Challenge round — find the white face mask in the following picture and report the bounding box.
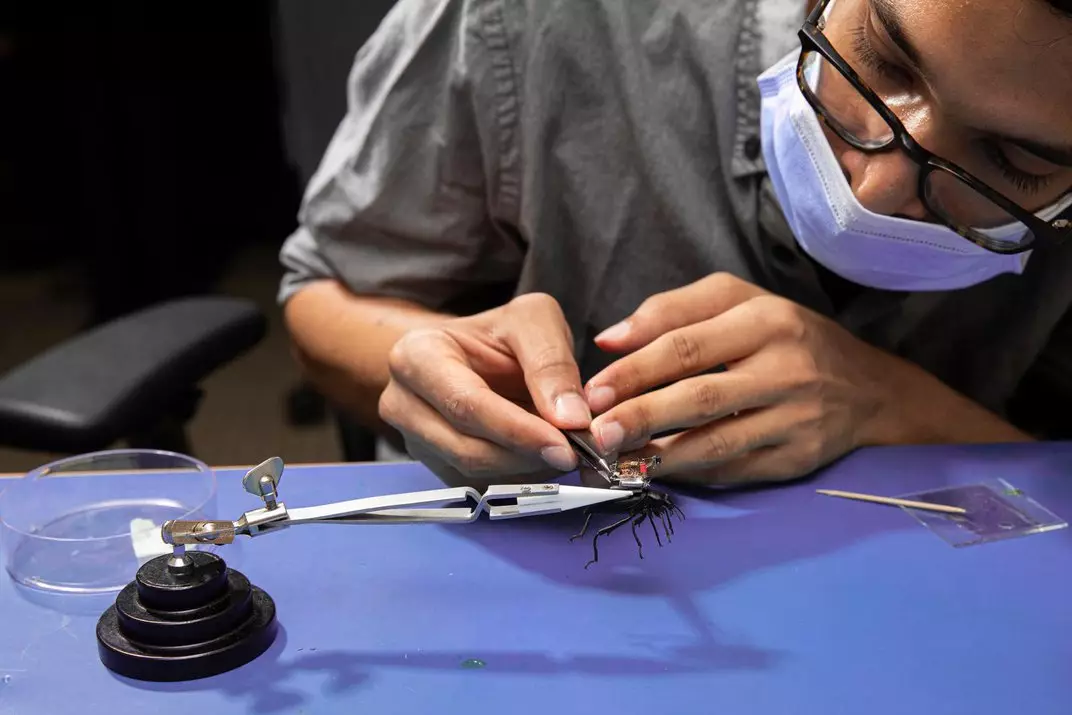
[757,49,1072,292]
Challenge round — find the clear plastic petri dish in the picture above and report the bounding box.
[0,449,217,594]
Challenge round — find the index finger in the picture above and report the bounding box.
[586,299,774,408]
[594,273,769,352]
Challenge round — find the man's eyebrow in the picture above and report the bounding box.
[869,0,1072,169]
[870,0,930,78]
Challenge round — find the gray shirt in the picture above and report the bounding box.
[279,0,1072,417]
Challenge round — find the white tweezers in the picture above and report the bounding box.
[161,444,630,547]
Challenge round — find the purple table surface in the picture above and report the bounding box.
[3,442,1072,715]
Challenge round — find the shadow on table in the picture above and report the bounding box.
[111,621,777,712]
[427,448,979,659]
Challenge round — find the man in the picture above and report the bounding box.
[279,0,1072,488]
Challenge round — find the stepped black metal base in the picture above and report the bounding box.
[96,551,277,682]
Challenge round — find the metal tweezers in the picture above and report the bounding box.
[161,430,626,547]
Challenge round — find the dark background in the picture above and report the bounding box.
[1,3,397,321]
[0,2,1067,473]
[0,2,398,472]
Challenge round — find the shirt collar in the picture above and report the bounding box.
[730,0,806,179]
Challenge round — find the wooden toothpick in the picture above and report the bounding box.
[816,489,967,515]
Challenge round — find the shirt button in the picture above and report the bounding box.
[744,135,762,160]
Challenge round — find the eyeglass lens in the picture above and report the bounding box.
[800,2,1032,244]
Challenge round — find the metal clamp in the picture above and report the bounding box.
[162,457,291,546]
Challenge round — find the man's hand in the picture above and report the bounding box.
[582,273,1029,487]
[379,293,592,486]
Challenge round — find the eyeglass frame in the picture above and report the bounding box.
[796,0,1071,255]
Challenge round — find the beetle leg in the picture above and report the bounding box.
[570,508,595,542]
[585,513,633,569]
[630,513,647,558]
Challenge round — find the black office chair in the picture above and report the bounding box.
[0,296,266,456]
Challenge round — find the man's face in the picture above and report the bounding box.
[814,0,1072,225]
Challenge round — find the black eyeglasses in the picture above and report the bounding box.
[797,0,1071,254]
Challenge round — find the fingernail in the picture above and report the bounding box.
[554,392,591,424]
[587,385,616,414]
[595,321,631,342]
[595,419,624,454]
[541,446,576,471]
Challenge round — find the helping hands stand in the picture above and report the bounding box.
[95,458,290,682]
